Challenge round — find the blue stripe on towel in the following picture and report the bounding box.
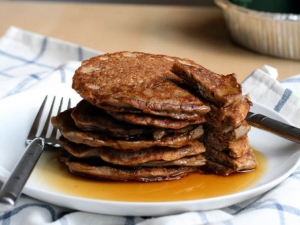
[124,216,135,225]
[197,211,208,223]
[250,199,300,218]
[228,205,243,213]
[59,68,66,83]
[256,203,300,217]
[0,53,54,70]
[222,201,300,225]
[0,71,13,78]
[58,217,69,225]
[78,46,83,61]
[0,38,54,74]
[31,37,47,62]
[281,78,300,83]
[3,73,44,98]
[30,74,41,80]
[1,38,48,72]
[0,203,56,222]
[274,89,292,112]
[289,171,300,181]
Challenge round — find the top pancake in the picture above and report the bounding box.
[72,51,210,119]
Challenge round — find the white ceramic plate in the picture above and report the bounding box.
[0,84,299,216]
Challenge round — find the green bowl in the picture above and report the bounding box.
[229,0,300,14]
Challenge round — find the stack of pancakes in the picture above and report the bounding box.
[51,51,257,182]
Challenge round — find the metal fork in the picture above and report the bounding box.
[246,112,300,144]
[0,96,71,210]
[26,96,71,147]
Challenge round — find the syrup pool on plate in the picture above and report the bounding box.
[30,149,267,202]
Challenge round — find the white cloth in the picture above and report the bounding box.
[0,26,300,225]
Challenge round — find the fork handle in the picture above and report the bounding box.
[0,138,44,210]
[246,112,300,144]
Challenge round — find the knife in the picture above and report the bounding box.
[246,112,300,144]
[0,137,44,211]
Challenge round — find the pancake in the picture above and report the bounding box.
[72,100,199,139]
[72,51,211,120]
[58,136,205,166]
[71,99,153,138]
[51,108,204,150]
[59,150,203,182]
[107,110,206,129]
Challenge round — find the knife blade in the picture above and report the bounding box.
[246,112,300,144]
[0,137,44,211]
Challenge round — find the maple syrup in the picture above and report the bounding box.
[30,149,267,202]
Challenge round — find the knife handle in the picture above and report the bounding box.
[247,113,300,144]
[0,138,44,210]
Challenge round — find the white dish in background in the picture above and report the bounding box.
[215,0,300,60]
[0,84,299,216]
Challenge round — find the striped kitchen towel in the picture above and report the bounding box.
[242,65,300,128]
[0,26,100,99]
[0,26,300,225]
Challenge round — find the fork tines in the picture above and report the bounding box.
[26,96,71,147]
